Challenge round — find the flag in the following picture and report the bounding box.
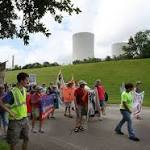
[56,70,65,89]
[132,91,144,119]
[29,74,37,85]
[39,94,54,120]
[0,62,6,84]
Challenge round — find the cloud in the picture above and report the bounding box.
[0,46,26,68]
[1,0,150,67]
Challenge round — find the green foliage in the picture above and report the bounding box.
[21,61,60,69]
[5,58,150,106]
[123,30,150,58]
[73,57,102,64]
[0,140,9,150]
[12,65,22,70]
[104,56,112,61]
[0,0,81,44]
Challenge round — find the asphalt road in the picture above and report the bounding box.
[17,105,150,150]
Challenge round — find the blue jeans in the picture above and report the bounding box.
[115,109,135,138]
[0,111,8,127]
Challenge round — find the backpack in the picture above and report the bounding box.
[105,92,108,102]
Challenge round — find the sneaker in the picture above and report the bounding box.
[64,114,67,117]
[39,129,45,133]
[129,136,140,141]
[115,130,124,135]
[31,129,37,133]
[79,126,85,131]
[74,127,79,133]
[68,115,73,118]
[50,116,55,119]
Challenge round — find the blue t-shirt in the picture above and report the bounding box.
[2,92,14,105]
[0,92,13,112]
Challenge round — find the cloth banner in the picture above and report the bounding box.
[29,74,37,85]
[39,94,54,119]
[56,70,65,106]
[0,62,6,84]
[87,90,96,121]
[133,91,144,118]
[56,70,65,89]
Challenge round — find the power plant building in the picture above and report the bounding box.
[112,42,128,57]
[72,32,94,61]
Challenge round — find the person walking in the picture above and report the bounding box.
[115,83,140,141]
[31,86,44,133]
[0,72,30,150]
[62,81,75,118]
[74,80,88,132]
[94,80,106,119]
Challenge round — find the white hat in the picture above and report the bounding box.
[136,81,142,84]
[79,80,87,85]
[35,86,43,91]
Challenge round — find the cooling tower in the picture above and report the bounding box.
[72,32,94,61]
[112,42,128,57]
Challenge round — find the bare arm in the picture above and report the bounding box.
[123,102,132,113]
[0,97,16,118]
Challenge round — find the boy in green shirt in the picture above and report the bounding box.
[115,83,140,141]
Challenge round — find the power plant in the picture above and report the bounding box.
[72,32,94,61]
[111,42,128,57]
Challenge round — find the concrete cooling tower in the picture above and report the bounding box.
[111,42,128,57]
[72,32,94,61]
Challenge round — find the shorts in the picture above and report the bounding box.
[7,117,29,145]
[99,100,105,108]
[32,107,39,119]
[64,102,72,108]
[76,105,87,119]
[0,111,8,127]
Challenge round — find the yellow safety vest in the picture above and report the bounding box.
[9,87,27,120]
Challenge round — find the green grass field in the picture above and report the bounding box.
[5,58,150,106]
[0,140,9,150]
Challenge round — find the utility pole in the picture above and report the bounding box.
[12,55,14,69]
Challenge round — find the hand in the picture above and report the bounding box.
[128,109,132,113]
[75,105,79,110]
[10,111,17,119]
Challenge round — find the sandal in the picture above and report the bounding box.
[68,115,73,118]
[31,128,37,133]
[74,127,79,133]
[39,129,45,133]
[79,126,85,131]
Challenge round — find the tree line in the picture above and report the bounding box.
[11,62,60,70]
[122,30,150,59]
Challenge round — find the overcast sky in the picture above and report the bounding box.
[0,0,150,68]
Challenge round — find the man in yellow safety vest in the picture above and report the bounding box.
[0,72,29,150]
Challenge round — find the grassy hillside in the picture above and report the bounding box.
[0,140,9,150]
[5,59,150,106]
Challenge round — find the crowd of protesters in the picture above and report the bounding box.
[0,72,143,150]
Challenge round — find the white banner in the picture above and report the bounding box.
[133,91,144,119]
[29,74,37,85]
[87,90,96,121]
